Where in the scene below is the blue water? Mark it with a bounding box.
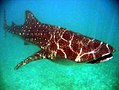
[0,0,119,90]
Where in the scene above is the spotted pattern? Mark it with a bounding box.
[4,10,115,70]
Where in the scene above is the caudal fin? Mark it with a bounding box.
[3,9,7,30]
[3,9,11,37]
[3,9,10,33]
[3,9,7,37]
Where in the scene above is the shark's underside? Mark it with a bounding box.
[4,10,115,70]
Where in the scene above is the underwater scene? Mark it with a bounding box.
[0,0,119,90]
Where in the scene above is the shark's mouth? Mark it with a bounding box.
[88,53,113,64]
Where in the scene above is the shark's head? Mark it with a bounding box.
[75,39,115,63]
[89,40,114,63]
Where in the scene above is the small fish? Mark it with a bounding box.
[4,10,115,70]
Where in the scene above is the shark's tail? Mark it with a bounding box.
[3,9,10,32]
[3,9,10,37]
[4,9,7,30]
[3,9,7,37]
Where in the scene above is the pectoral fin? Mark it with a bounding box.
[15,49,49,70]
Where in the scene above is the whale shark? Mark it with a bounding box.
[3,10,115,70]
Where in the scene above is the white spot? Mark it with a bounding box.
[29,57,32,59]
[23,62,26,65]
[100,42,103,45]
[43,56,46,58]
[19,33,21,35]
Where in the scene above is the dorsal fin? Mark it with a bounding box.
[25,10,35,20]
[25,10,41,25]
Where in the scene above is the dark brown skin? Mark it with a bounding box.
[4,10,115,70]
